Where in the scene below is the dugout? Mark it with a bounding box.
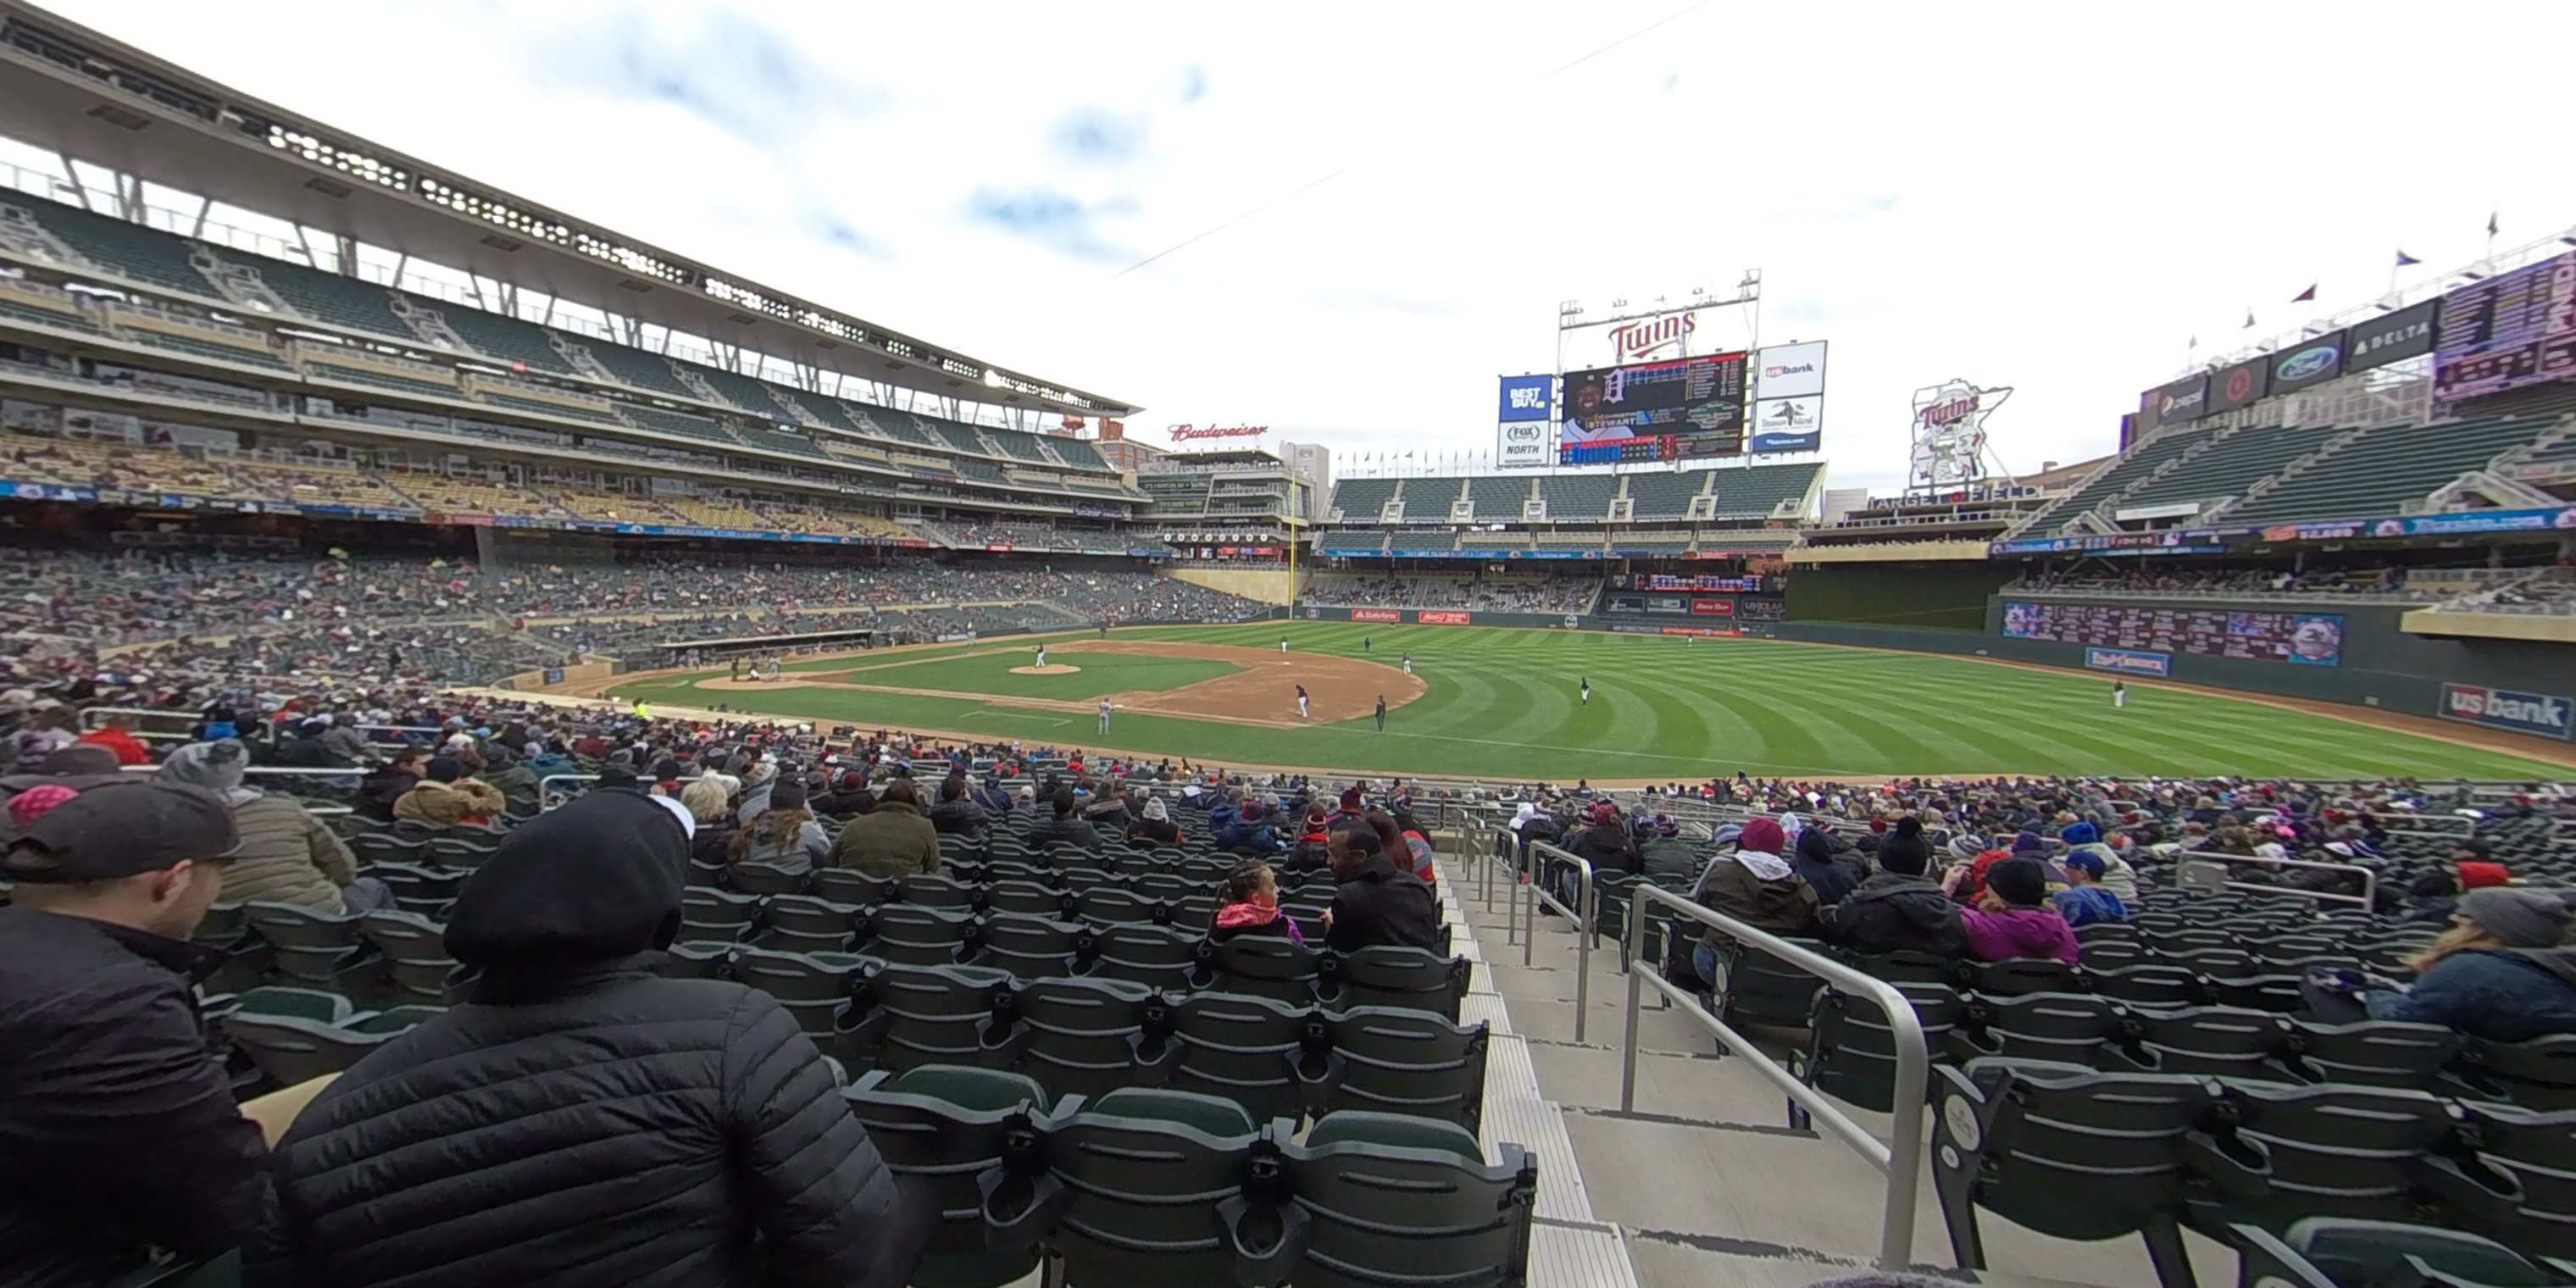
[658,626,877,665]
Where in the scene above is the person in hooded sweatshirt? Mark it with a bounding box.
[243,791,928,1288]
[1821,819,1966,958]
[1792,826,1863,906]
[2345,888,2576,1042]
[1127,796,1181,846]
[2056,821,2140,902]
[1948,857,2079,965]
[1687,816,1818,987]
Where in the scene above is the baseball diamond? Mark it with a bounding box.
[608,622,2576,781]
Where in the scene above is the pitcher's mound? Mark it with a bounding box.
[1010,664,1083,675]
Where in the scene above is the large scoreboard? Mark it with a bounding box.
[1557,352,1748,464]
[2001,601,2346,666]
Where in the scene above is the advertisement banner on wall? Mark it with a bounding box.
[1752,341,1827,399]
[2207,355,2272,413]
[1644,596,1690,615]
[2254,504,2576,543]
[1497,374,1554,421]
[2268,330,2347,393]
[2346,298,2439,371]
[1497,418,1552,468]
[1690,598,1735,615]
[2151,372,2211,424]
[2440,683,2575,741]
[1350,608,1402,624]
[1748,396,1823,453]
[1417,610,1473,625]
[2084,647,2174,677]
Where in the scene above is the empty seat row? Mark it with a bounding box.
[849,1068,1535,1288]
[1934,1057,2576,1284]
[1796,985,2574,1113]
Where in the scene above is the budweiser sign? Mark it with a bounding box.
[1168,424,1268,441]
[1607,312,1697,361]
[1418,610,1472,626]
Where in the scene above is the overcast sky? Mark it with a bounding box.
[40,0,2576,492]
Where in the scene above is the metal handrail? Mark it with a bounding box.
[2177,854,2379,908]
[540,771,702,809]
[1522,840,1595,1042]
[1620,884,1927,1270]
[119,764,363,780]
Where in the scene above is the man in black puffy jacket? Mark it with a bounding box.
[245,791,928,1288]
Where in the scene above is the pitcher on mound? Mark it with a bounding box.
[1296,684,1310,719]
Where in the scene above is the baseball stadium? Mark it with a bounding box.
[2,6,2574,1288]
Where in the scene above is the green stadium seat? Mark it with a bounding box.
[841,1063,1063,1288]
[1932,1060,2208,1285]
[982,974,1161,1101]
[1275,1111,1539,1288]
[1314,1006,1490,1130]
[1035,1087,1282,1288]
[2230,1218,2576,1288]
[16,197,214,297]
[838,962,1014,1073]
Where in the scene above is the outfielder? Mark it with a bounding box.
[2112,680,2128,709]
[1580,676,1591,706]
[1296,683,1310,719]
[1374,695,1386,732]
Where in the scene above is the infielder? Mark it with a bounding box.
[1098,697,1113,735]
[1296,683,1310,719]
[1363,636,1371,653]
[1280,636,1290,654]
[1401,651,1413,676]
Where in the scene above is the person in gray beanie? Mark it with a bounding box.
[158,739,386,913]
[2355,886,2576,1041]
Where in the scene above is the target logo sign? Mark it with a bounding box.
[2223,367,2257,402]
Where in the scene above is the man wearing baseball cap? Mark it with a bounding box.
[0,781,269,1285]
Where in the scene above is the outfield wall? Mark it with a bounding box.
[1977,597,2574,742]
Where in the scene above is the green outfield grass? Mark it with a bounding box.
[613,622,2573,781]
[831,649,1241,700]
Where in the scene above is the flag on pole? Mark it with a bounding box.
[2187,335,2199,350]
[2243,309,2257,329]
[2396,250,2422,267]
[2487,211,2500,236]
[2291,284,2317,303]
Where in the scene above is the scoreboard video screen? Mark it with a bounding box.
[2433,249,2576,402]
[1557,352,1747,464]
[2000,601,2345,666]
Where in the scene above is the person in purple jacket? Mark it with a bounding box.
[1946,856,2079,964]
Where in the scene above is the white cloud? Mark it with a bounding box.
[36,0,2576,492]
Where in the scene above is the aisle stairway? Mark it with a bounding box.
[1448,852,2241,1288]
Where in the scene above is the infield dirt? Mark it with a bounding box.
[689,640,1425,730]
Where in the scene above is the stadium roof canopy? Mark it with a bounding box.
[0,3,1137,421]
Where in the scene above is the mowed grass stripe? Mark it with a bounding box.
[610,621,2570,780]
